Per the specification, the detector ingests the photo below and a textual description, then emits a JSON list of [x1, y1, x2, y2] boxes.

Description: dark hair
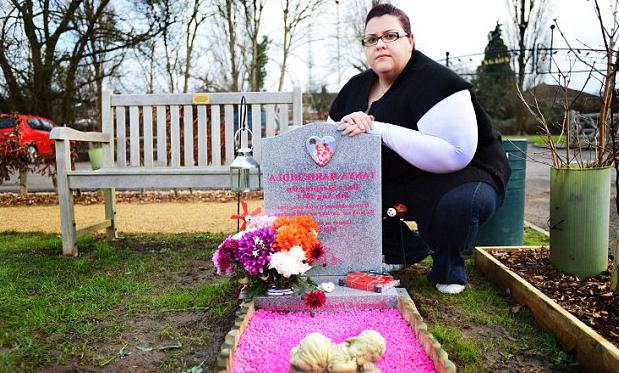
[[365, 4, 411, 34]]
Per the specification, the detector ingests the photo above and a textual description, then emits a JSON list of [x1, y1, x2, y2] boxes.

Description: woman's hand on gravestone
[[338, 112, 374, 137]]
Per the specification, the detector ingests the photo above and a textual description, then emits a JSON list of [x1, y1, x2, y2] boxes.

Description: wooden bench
[[51, 88, 302, 256]]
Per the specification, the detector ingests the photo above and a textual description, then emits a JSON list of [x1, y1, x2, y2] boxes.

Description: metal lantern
[[230, 96, 261, 193]]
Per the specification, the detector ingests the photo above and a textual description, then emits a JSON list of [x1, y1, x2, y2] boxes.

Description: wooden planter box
[[474, 246, 619, 373], [216, 289, 456, 373]]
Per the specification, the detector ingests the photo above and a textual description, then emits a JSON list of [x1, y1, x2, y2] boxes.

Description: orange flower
[[274, 215, 319, 234], [294, 215, 319, 234], [274, 225, 319, 255], [273, 216, 293, 230], [273, 215, 320, 257]]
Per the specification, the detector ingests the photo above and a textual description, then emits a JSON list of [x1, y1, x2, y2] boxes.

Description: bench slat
[[265, 104, 275, 137], [116, 106, 126, 166], [170, 105, 180, 167], [129, 106, 140, 166], [183, 105, 194, 167], [251, 104, 262, 162], [293, 87, 302, 126], [279, 103, 289, 133], [102, 90, 114, 167], [197, 105, 207, 167], [67, 170, 259, 190], [143, 106, 154, 167], [156, 105, 167, 166], [211, 105, 221, 166], [224, 104, 234, 165], [110, 92, 295, 106]]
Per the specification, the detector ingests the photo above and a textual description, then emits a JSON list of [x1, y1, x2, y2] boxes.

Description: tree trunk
[[278, 1, 290, 92], [225, 0, 239, 91], [19, 171, 28, 195]]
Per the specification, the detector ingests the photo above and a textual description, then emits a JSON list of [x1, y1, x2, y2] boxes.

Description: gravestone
[[262, 122, 382, 278]]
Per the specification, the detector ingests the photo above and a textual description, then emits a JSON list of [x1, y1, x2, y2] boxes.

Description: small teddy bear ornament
[[385, 203, 408, 219]]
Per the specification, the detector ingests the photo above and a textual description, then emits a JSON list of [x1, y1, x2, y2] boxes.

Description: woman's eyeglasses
[[361, 31, 409, 47]]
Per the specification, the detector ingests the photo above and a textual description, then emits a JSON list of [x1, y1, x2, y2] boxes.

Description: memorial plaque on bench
[[262, 122, 382, 277]]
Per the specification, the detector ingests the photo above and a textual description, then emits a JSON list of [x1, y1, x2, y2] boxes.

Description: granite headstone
[[262, 122, 382, 278]]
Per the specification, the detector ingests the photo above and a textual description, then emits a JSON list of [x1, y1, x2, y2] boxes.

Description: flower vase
[[266, 286, 294, 296], [265, 275, 295, 296], [238, 277, 250, 300]]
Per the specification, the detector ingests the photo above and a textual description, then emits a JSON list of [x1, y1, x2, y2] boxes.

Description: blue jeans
[[383, 181, 501, 284], [422, 181, 501, 285]]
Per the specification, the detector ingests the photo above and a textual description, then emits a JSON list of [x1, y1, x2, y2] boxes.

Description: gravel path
[[2, 200, 263, 234]]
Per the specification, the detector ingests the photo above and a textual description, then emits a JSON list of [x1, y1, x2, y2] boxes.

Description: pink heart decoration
[[306, 136, 337, 167]]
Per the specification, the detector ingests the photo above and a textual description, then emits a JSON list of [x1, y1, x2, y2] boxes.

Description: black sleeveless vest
[[329, 50, 511, 229]]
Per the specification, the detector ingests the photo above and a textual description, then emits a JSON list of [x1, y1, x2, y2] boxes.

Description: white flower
[[247, 215, 277, 229], [318, 282, 335, 293], [232, 227, 257, 240], [269, 246, 311, 278], [252, 249, 259, 258]]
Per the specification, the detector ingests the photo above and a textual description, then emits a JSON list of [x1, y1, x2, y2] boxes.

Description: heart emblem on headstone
[[306, 136, 337, 167]]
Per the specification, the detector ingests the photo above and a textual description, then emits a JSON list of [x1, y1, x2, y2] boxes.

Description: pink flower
[[213, 248, 234, 275]]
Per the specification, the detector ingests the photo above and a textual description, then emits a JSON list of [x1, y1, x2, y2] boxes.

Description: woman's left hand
[[338, 112, 374, 137]]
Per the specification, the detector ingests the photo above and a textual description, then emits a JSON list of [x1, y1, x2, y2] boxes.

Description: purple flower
[[212, 235, 238, 275], [236, 228, 276, 276]]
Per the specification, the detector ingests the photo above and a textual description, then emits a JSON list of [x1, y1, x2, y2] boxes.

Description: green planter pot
[[476, 139, 527, 247], [550, 166, 611, 278], [88, 148, 103, 170]]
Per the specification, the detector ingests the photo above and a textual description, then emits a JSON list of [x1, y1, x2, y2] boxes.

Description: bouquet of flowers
[[212, 212, 327, 299]]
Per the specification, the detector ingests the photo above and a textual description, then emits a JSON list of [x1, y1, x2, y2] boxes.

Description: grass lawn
[[0, 232, 236, 373], [0, 228, 582, 372]]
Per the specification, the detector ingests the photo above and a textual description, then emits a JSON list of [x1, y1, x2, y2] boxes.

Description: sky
[[261, 0, 608, 95]]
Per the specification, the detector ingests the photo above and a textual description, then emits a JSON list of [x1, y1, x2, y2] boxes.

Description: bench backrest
[[100, 88, 302, 169]]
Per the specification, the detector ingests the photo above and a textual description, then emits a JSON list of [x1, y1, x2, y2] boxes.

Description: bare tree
[[515, 0, 619, 290], [183, 0, 209, 93], [345, 0, 383, 73], [505, 0, 553, 134], [212, 0, 242, 92], [0, 0, 164, 125], [240, 0, 266, 91], [277, 0, 324, 91], [160, 0, 180, 93]]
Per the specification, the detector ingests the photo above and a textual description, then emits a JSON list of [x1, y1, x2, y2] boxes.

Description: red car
[[0, 113, 58, 158]]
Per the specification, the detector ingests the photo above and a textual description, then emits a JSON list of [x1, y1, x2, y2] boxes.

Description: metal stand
[[236, 191, 241, 232]]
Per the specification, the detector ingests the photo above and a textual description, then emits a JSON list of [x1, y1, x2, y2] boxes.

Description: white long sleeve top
[[328, 89, 478, 174]]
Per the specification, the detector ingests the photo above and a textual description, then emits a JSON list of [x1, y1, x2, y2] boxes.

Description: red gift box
[[345, 272, 396, 292]]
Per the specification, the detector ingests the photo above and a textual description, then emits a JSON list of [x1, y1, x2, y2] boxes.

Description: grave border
[[216, 289, 456, 372]]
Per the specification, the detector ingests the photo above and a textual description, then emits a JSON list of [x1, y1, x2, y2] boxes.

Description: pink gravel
[[232, 309, 436, 373]]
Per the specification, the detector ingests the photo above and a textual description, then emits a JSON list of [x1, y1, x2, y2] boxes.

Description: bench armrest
[[50, 127, 111, 143]]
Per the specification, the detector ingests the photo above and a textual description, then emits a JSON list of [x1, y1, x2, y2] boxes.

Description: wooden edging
[[216, 301, 256, 373], [216, 291, 456, 372], [474, 246, 619, 373], [396, 291, 457, 373]]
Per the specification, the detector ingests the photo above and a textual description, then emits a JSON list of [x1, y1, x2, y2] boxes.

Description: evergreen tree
[[474, 23, 516, 121], [256, 36, 269, 91]]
